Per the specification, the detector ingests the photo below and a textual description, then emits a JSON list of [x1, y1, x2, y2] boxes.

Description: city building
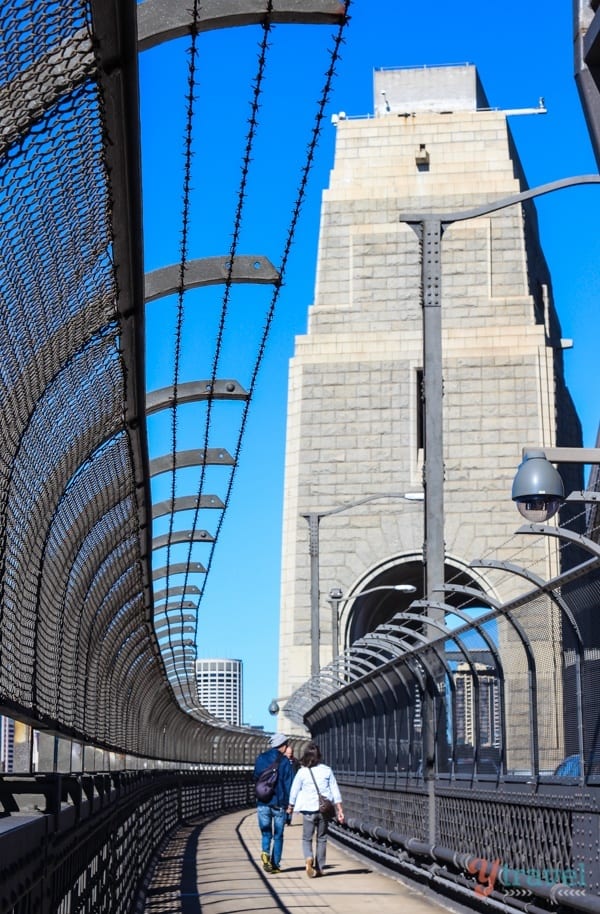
[[277, 64, 582, 752], [0, 715, 14, 772], [195, 658, 243, 727]]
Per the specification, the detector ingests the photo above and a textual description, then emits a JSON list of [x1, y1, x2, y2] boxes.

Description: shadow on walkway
[[140, 808, 454, 914]]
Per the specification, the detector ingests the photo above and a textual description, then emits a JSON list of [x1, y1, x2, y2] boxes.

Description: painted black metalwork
[[574, 0, 600, 167], [0, 770, 255, 914], [0, 0, 349, 764], [146, 382, 249, 415], [137, 0, 347, 51], [286, 519, 600, 909]]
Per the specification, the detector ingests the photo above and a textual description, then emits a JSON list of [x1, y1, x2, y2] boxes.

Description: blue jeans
[[257, 804, 287, 866]]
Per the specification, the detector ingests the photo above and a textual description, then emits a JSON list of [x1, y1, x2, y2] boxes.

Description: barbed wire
[[156, 5, 351, 708], [162, 0, 202, 699]]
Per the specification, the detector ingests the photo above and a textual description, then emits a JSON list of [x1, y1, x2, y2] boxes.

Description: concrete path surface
[[140, 808, 457, 914]]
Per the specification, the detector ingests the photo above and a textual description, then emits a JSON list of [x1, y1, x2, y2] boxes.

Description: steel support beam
[[154, 605, 198, 619], [146, 382, 248, 416], [421, 220, 445, 609], [574, 0, 600, 168], [137, 0, 347, 52], [152, 562, 206, 580], [151, 495, 224, 519], [152, 531, 215, 550], [149, 448, 235, 476], [144, 255, 279, 302], [154, 585, 201, 602]]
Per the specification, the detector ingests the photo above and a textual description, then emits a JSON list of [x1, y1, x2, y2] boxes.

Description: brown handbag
[[308, 767, 336, 820]]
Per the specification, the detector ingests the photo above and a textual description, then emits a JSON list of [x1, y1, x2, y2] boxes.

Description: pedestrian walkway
[[140, 808, 456, 914]]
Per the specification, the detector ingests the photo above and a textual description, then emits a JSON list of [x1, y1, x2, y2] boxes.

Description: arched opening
[[344, 560, 493, 647]]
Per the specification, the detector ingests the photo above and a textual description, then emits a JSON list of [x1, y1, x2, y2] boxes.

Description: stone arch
[[341, 552, 498, 648]]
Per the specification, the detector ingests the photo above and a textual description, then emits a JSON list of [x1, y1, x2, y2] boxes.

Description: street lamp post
[[400, 174, 600, 614], [302, 491, 423, 677], [400, 174, 600, 845]]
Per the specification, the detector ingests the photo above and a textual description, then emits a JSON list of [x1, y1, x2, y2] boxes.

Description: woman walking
[[286, 742, 344, 877]]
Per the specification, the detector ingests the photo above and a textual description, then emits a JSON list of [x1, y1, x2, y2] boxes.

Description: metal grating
[[0, 0, 349, 764], [437, 793, 573, 873]]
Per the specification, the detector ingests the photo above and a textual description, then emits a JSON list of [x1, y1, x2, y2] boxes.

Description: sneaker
[[261, 851, 272, 872], [305, 857, 316, 878], [270, 864, 282, 874]]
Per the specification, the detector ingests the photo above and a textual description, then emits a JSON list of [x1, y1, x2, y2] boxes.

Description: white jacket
[[288, 763, 342, 812]]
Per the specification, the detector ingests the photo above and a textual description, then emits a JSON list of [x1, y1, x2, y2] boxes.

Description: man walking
[[253, 732, 294, 873]]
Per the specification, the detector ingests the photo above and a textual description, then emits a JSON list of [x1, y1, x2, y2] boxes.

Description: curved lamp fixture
[[327, 583, 417, 658], [329, 583, 417, 602]]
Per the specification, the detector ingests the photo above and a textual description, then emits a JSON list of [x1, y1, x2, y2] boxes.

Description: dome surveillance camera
[[511, 450, 564, 522], [514, 494, 562, 523]]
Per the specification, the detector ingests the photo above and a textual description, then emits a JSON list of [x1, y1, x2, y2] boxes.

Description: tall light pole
[[400, 174, 600, 616], [400, 173, 600, 845], [302, 491, 424, 678]]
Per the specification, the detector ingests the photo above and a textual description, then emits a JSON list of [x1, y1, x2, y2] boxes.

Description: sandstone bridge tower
[[277, 65, 582, 753]]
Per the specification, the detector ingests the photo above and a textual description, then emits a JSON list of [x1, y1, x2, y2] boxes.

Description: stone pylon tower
[[277, 65, 582, 742]]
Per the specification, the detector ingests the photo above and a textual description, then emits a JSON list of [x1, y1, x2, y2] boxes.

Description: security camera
[[513, 494, 562, 523], [511, 449, 564, 522]]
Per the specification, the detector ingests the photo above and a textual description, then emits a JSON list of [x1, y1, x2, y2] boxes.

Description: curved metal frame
[[144, 255, 279, 303], [0, 0, 354, 769], [151, 495, 224, 519], [154, 585, 201, 602], [153, 562, 206, 580], [473, 551, 589, 777], [137, 0, 347, 52], [149, 448, 235, 477], [146, 382, 247, 417], [151, 530, 215, 550]]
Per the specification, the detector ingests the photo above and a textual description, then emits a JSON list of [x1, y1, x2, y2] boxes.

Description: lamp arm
[[523, 446, 600, 464], [400, 175, 600, 227]]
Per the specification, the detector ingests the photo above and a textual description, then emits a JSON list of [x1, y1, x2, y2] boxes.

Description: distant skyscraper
[[455, 662, 501, 749], [195, 659, 243, 726]]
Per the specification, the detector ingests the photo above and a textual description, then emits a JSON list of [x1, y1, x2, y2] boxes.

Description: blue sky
[[139, 1, 599, 730]]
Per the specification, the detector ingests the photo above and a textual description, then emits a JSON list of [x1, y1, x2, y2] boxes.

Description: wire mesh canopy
[[0, 0, 348, 763]]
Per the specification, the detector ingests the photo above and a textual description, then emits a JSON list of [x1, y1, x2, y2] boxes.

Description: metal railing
[[0, 769, 254, 914], [282, 513, 600, 911]]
